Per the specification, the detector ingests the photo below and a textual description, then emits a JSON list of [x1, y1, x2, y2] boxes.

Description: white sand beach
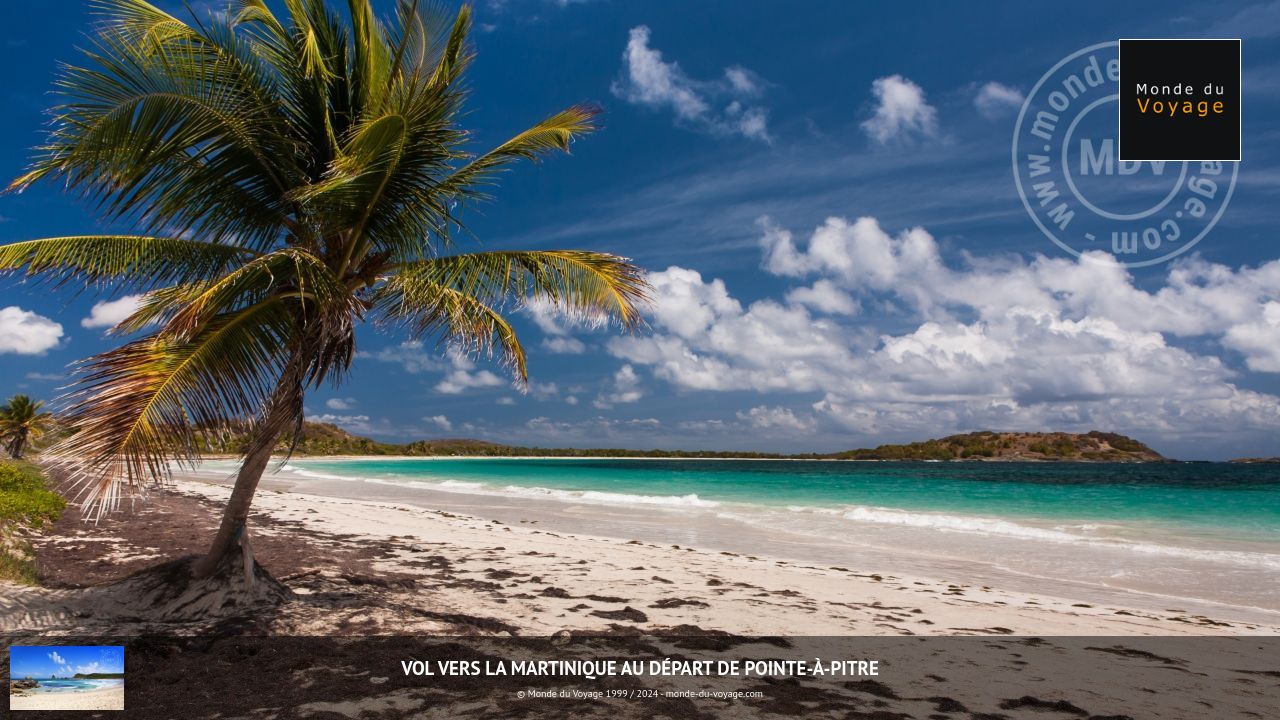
[[9, 685, 124, 711], [4, 469, 1277, 637], [169, 472, 1280, 636]]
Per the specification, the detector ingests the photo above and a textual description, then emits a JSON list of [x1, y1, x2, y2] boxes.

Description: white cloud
[[525, 297, 596, 354], [364, 340, 444, 374], [974, 81, 1024, 119], [593, 364, 644, 408], [530, 382, 560, 401], [435, 350, 506, 394], [1223, 301, 1280, 371], [785, 279, 859, 315], [523, 415, 663, 443], [25, 371, 64, 381], [366, 342, 509, 394], [724, 66, 762, 96], [608, 217, 1280, 449], [425, 414, 453, 432], [861, 75, 938, 143], [49, 651, 65, 665], [543, 336, 586, 354], [309, 413, 370, 427], [0, 306, 63, 355], [325, 397, 356, 411], [73, 662, 108, 676], [737, 405, 816, 431], [81, 294, 143, 329], [496, 396, 517, 406], [612, 26, 771, 142]]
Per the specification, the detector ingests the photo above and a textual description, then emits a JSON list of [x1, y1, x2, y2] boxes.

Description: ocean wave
[[276, 464, 718, 508], [264, 462, 1276, 569], [784, 504, 1280, 569], [496, 484, 719, 508]]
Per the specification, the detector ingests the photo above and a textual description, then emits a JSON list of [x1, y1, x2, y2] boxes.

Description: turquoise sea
[[15, 679, 123, 693], [287, 458, 1280, 544], [217, 457, 1280, 613]]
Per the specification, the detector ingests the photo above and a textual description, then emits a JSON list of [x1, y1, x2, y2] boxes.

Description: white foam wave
[[275, 464, 718, 508], [786, 504, 1280, 569], [497, 484, 718, 508]]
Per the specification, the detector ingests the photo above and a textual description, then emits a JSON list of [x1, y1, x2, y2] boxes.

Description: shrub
[[0, 461, 64, 584], [0, 461, 65, 528]]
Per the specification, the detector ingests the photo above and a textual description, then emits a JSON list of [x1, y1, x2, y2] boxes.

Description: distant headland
[[198, 424, 1168, 462]]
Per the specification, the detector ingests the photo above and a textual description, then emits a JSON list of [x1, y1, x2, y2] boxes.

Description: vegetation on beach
[[833, 431, 1164, 462], [0, 395, 55, 459], [200, 422, 1166, 462], [0, 0, 648, 591], [0, 460, 65, 583]]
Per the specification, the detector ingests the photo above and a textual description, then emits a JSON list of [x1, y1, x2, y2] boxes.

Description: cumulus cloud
[[736, 405, 816, 431], [542, 336, 586, 354], [525, 297, 595, 354], [523, 415, 663, 444], [594, 364, 644, 408], [308, 413, 370, 427], [1222, 302, 1280, 371], [608, 216, 1280, 449], [325, 397, 356, 411], [612, 25, 771, 141], [81, 294, 143, 329], [364, 340, 444, 374], [785, 279, 859, 315], [435, 351, 506, 394], [425, 414, 453, 432], [0, 306, 63, 355], [974, 81, 1025, 119], [861, 75, 938, 143], [366, 342, 508, 394]]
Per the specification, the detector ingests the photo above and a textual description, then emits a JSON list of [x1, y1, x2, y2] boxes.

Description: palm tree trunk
[[11, 431, 26, 459], [191, 349, 308, 579]]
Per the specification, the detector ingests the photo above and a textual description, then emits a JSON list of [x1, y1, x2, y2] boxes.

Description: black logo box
[[1119, 38, 1241, 162]]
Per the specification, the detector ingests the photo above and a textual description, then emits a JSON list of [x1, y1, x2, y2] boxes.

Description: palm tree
[[0, 395, 55, 459], [0, 0, 648, 583]]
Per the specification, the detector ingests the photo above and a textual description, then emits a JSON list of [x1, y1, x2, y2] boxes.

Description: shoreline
[[200, 453, 1189, 463], [202, 459, 1280, 620], [8, 685, 124, 711], [176, 471, 1279, 634], [7, 469, 1276, 637]]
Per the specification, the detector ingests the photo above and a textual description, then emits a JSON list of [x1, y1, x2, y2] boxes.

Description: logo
[[1013, 42, 1238, 268]]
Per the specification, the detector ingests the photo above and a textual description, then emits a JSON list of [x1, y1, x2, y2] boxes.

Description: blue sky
[[9, 645, 124, 678], [3, 1, 1280, 459]]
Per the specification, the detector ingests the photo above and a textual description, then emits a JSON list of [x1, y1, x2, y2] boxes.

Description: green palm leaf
[[8, 0, 653, 550], [53, 299, 299, 516], [375, 250, 647, 383], [0, 235, 256, 292]]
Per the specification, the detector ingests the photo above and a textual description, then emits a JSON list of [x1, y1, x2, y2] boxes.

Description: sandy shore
[[2, 471, 1276, 636], [9, 685, 124, 711], [3, 473, 1278, 718]]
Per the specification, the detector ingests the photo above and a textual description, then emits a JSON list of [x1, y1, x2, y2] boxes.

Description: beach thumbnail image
[[8, 645, 124, 711]]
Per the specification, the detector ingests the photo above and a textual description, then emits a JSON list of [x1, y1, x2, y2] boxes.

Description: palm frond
[[374, 250, 648, 382], [51, 299, 299, 517], [438, 104, 600, 199], [389, 250, 648, 324], [153, 247, 353, 340], [0, 235, 256, 292], [11, 1, 301, 248]]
